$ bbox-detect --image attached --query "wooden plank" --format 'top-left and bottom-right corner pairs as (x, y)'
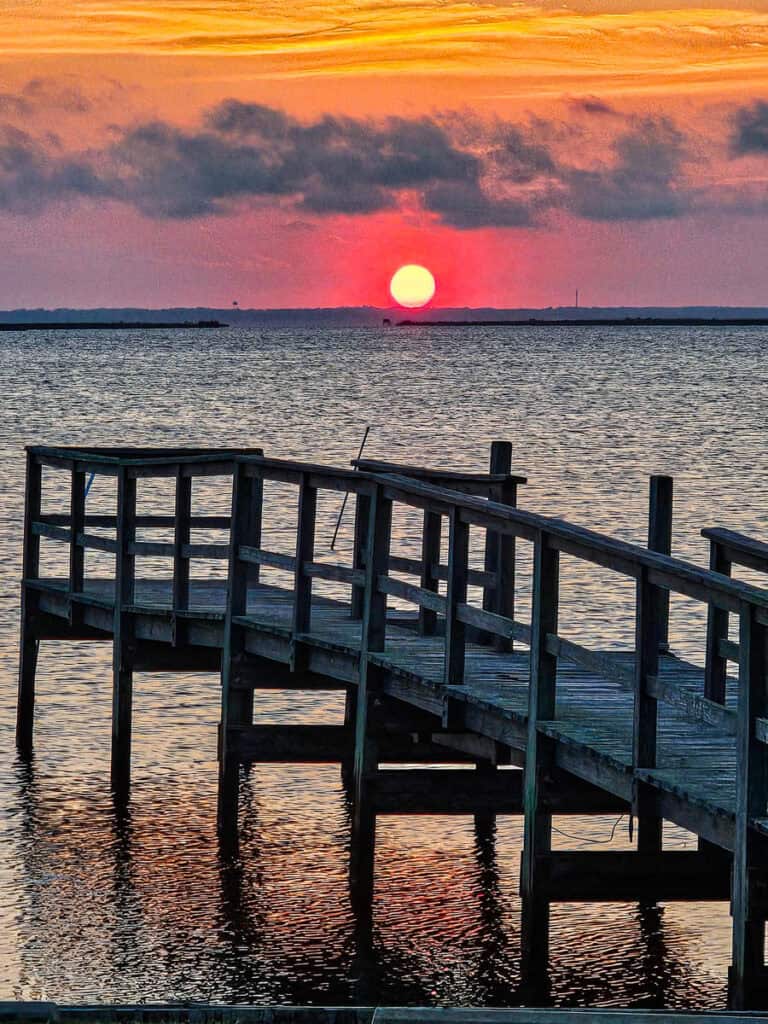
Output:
(706, 539), (733, 703)
(704, 527), (768, 575)
(419, 509), (442, 635)
(173, 468), (191, 614)
(520, 528), (559, 986)
(483, 442), (517, 652)
(537, 850), (730, 902)
(444, 510), (469, 685)
(378, 575), (447, 615)
(303, 561), (365, 587)
(229, 723), (352, 762)
(111, 466), (136, 799)
(238, 546), (296, 572)
(457, 603), (530, 645)
(129, 541), (175, 557)
(731, 601), (768, 1009)
(545, 634), (633, 688)
(292, 476), (317, 649)
(31, 521), (71, 543)
(16, 451), (42, 754)
(371, 767), (524, 814)
(217, 462), (255, 844)
(350, 493), (371, 619)
(77, 532), (118, 554)
(180, 543), (229, 560)
(648, 475), (673, 650)
(633, 567), (663, 853)
(69, 474), (87, 581)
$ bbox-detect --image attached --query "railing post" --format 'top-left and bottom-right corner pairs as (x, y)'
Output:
(705, 539), (732, 704)
(111, 464), (136, 800)
(350, 482), (392, 912)
(484, 441), (517, 651)
(647, 474), (673, 653)
(218, 460), (254, 845)
(172, 466), (191, 635)
(419, 510), (441, 636)
(730, 601), (768, 1009)
(16, 450), (42, 755)
(444, 509), (469, 686)
(69, 466), (85, 607)
(633, 566), (663, 853)
(246, 470), (263, 586)
(520, 529), (559, 995)
(350, 493), (371, 619)
(291, 473), (317, 671)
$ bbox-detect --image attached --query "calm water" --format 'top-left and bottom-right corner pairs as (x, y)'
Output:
(1, 325), (767, 1008)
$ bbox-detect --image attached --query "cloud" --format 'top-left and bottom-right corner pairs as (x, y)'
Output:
(563, 116), (693, 220)
(731, 100), (768, 155)
(568, 96), (618, 117)
(0, 99), (712, 228)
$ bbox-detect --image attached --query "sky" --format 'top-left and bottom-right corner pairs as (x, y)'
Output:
(5, 0), (768, 307)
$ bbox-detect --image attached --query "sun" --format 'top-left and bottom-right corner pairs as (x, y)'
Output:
(389, 264), (436, 308)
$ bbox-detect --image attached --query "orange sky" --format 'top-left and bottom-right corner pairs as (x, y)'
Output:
(4, 0), (768, 307)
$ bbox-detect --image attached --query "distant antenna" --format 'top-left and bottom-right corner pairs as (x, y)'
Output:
(575, 288), (579, 309)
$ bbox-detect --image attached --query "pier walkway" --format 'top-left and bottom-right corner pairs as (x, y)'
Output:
(15, 444), (768, 1009)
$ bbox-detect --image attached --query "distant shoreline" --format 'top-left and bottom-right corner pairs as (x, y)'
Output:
(0, 320), (227, 331)
(397, 317), (768, 327)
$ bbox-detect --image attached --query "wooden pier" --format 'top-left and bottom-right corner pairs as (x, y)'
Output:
(15, 443), (768, 1009)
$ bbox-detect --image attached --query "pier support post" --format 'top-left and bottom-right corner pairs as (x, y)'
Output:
(633, 565), (664, 859)
(350, 494), (371, 620)
(111, 465), (136, 800)
(217, 461), (254, 847)
(17, 451), (42, 756)
(705, 536), (732, 705)
(647, 475), (673, 653)
(729, 602), (768, 1009)
(520, 529), (559, 1000)
(483, 441), (517, 652)
(350, 484), (392, 914)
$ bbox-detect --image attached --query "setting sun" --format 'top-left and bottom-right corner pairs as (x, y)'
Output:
(389, 264), (436, 308)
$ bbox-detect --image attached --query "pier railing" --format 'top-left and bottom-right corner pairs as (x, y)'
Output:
(21, 445), (768, 827)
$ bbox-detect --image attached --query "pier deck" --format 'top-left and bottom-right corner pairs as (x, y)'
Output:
(15, 444), (768, 1009)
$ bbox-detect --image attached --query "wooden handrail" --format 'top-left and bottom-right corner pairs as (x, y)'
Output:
(703, 527), (768, 575)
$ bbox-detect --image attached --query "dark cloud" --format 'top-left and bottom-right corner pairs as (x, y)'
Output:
(569, 96), (617, 117)
(0, 125), (104, 214)
(0, 99), (706, 228)
(563, 117), (692, 221)
(731, 101), (768, 155)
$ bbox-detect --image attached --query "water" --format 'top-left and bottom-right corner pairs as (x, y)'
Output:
(0, 325), (767, 1008)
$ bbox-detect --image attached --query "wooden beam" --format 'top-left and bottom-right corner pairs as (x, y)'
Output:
(111, 466), (136, 799)
(535, 850), (731, 902)
(16, 451), (42, 755)
(229, 723), (352, 762)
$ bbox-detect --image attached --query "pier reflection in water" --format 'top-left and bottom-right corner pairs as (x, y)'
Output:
(8, 704), (729, 1006)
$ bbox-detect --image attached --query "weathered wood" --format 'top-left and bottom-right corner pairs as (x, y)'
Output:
(648, 475), (673, 651)
(111, 466), (136, 798)
(217, 462), (254, 842)
(704, 527), (768, 575)
(483, 441), (516, 652)
(173, 468), (191, 614)
(350, 484), (393, 908)
(372, 767), (523, 814)
(69, 469), (86, 600)
(291, 476), (317, 672)
(350, 493), (371, 619)
(17, 451), (42, 754)
(444, 510), (470, 685)
(520, 529), (559, 989)
(304, 561), (365, 587)
(239, 546), (296, 572)
(419, 510), (442, 635)
(229, 723), (352, 762)
(537, 850), (730, 902)
(730, 602), (768, 1009)
(633, 567), (664, 854)
(457, 603), (529, 644)
(378, 575), (447, 615)
(706, 538), (733, 704)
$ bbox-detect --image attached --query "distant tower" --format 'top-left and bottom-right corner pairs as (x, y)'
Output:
(575, 288), (579, 309)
